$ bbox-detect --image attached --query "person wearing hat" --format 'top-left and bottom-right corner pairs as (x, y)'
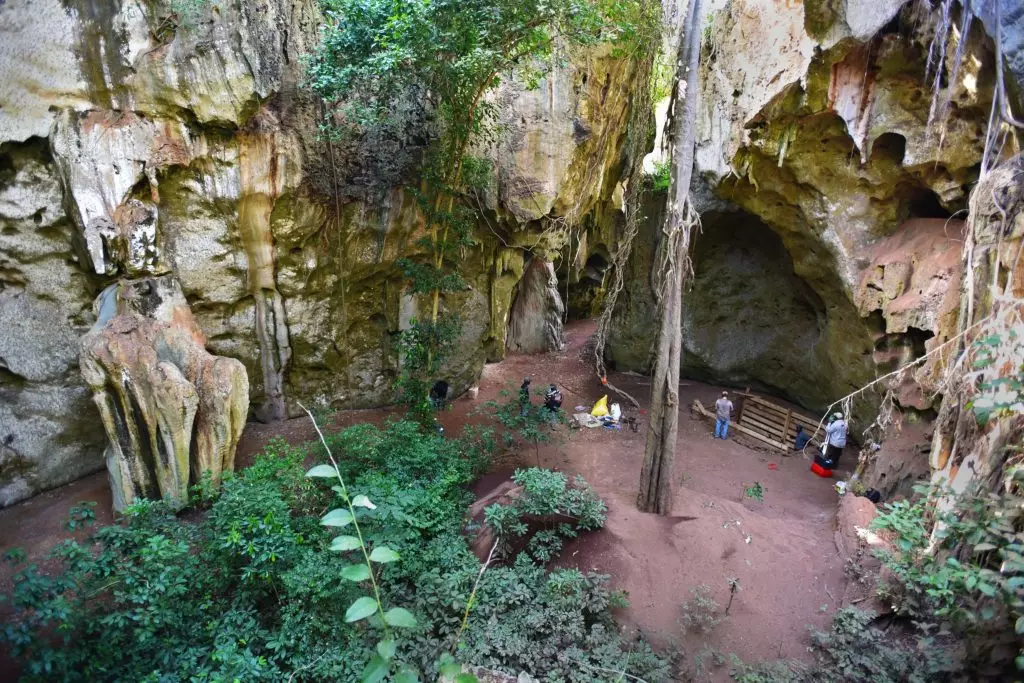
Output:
(714, 391), (734, 439)
(823, 411), (848, 466)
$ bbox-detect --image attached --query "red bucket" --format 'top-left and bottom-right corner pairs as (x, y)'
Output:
(810, 462), (833, 478)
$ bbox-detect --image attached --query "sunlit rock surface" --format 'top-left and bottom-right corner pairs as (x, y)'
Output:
(0, 0), (640, 502)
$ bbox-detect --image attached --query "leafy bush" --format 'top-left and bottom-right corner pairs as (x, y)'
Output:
(2, 421), (662, 682)
(806, 607), (957, 682)
(743, 482), (764, 502)
(871, 482), (1023, 671)
(679, 584), (720, 634)
(484, 468), (607, 563)
(648, 158), (672, 193)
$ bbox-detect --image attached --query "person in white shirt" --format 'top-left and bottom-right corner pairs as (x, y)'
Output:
(824, 412), (848, 466)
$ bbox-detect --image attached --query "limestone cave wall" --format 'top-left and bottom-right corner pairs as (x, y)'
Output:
(609, 0), (1021, 428)
(0, 0), (640, 504)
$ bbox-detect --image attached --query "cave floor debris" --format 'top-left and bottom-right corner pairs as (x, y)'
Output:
(0, 320), (848, 678)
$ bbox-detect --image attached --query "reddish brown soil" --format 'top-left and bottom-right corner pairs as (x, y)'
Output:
(0, 320), (848, 678)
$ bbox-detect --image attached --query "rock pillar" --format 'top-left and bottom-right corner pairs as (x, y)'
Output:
(506, 257), (566, 354)
(79, 276), (249, 511)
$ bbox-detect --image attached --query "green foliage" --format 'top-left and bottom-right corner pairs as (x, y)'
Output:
(870, 481), (1023, 671)
(743, 482), (764, 502)
(806, 607), (957, 682)
(728, 654), (802, 683)
(484, 468), (607, 562)
(648, 158), (672, 193)
(64, 501), (96, 531)
(679, 584), (720, 634)
(483, 384), (567, 466)
(965, 326), (1024, 425)
(394, 316), (462, 428)
(3, 422), (658, 682)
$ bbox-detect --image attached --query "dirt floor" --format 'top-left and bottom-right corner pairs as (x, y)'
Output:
(0, 320), (851, 679)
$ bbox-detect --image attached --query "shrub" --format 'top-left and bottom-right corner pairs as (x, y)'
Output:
(871, 482), (1023, 672)
(679, 584), (720, 634)
(2, 422), (661, 682)
(484, 468), (607, 563)
(806, 607), (958, 682)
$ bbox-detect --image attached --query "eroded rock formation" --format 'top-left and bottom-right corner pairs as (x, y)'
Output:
(610, 0), (1020, 425)
(80, 276), (248, 511)
(506, 258), (567, 354)
(0, 0), (642, 503)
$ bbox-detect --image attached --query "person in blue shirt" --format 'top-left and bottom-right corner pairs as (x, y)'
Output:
(794, 424), (811, 451)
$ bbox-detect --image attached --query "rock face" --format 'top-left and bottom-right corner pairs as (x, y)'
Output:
(506, 258), (566, 354)
(0, 140), (104, 507)
(80, 277), (248, 511)
(610, 0), (1018, 426)
(0, 0), (641, 503)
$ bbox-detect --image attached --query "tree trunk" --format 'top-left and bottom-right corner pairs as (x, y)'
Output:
(637, 0), (703, 514)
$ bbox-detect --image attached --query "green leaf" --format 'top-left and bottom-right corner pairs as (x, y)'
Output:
(330, 535), (362, 551)
(438, 661), (462, 677)
(360, 654), (389, 683)
(352, 494), (377, 510)
(369, 546), (400, 563)
(973, 542), (997, 552)
(977, 582), (997, 597)
(322, 508), (354, 527)
(393, 669), (420, 683)
(306, 464), (337, 478)
(345, 596), (378, 623)
(383, 607), (417, 628)
(377, 638), (396, 660)
(1016, 616), (1024, 635)
(455, 675), (478, 683)
(342, 563), (372, 582)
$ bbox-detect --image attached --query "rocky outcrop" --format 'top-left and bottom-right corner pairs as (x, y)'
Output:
(506, 258), (566, 354)
(0, 0), (643, 503)
(80, 276), (248, 511)
(610, 0), (1016, 425)
(0, 140), (104, 507)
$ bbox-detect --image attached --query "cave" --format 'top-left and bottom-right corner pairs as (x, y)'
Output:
(681, 211), (827, 403)
(564, 251), (610, 320)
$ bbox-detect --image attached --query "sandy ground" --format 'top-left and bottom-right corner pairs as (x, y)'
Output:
(0, 320), (849, 679)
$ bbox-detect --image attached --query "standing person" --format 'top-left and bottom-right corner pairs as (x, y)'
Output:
(714, 391), (734, 439)
(543, 384), (563, 421)
(824, 412), (848, 466)
(519, 377), (532, 416)
(428, 380), (449, 411)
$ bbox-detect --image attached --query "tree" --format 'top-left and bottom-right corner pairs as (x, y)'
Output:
(308, 0), (645, 420)
(483, 384), (566, 468)
(637, 0), (703, 514)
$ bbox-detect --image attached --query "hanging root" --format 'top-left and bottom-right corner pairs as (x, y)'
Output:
(592, 4), (661, 410)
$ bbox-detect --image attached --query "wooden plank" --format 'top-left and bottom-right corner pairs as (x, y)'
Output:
(782, 410), (793, 444)
(742, 407), (789, 436)
(747, 397), (790, 419)
(743, 403), (786, 423)
(739, 414), (786, 440)
(745, 394), (817, 427)
(691, 399), (789, 451)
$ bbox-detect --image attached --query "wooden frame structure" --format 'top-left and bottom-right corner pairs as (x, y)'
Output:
(736, 391), (818, 453)
(691, 390), (820, 454)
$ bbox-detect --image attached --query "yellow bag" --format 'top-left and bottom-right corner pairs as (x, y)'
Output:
(590, 395), (609, 417)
